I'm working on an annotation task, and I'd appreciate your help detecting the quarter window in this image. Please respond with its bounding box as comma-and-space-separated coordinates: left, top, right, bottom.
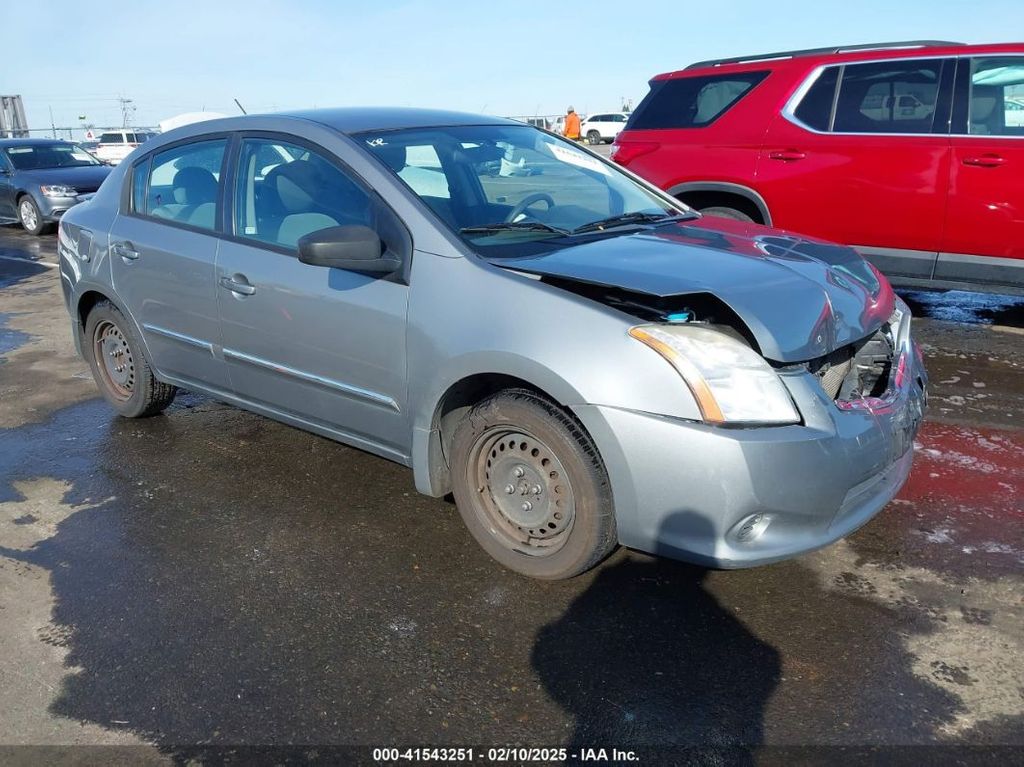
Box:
832, 60, 944, 134
234, 138, 373, 249
968, 57, 1024, 136
139, 139, 226, 231
628, 71, 769, 129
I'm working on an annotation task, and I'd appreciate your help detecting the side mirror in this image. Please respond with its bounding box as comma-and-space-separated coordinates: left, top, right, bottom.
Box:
297, 225, 400, 274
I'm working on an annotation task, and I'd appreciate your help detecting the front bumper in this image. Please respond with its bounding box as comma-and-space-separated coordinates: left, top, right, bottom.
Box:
573, 335, 927, 568
38, 193, 89, 222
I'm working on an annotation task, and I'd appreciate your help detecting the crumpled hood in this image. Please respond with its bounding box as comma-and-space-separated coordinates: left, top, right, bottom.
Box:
16, 165, 112, 194
495, 218, 895, 363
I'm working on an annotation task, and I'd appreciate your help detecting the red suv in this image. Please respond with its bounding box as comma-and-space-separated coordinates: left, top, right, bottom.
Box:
612, 41, 1024, 294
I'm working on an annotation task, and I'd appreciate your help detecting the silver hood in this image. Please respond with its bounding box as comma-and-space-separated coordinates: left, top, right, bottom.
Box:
495, 220, 896, 363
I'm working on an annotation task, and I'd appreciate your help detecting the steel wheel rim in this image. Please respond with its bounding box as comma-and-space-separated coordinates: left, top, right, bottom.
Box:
20, 200, 37, 231
93, 320, 135, 401
469, 428, 576, 556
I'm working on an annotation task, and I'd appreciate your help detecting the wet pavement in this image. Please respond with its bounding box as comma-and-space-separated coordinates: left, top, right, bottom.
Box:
0, 223, 1021, 762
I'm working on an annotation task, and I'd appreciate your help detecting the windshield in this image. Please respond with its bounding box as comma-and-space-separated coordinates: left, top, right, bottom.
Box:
357, 124, 687, 258
5, 143, 102, 170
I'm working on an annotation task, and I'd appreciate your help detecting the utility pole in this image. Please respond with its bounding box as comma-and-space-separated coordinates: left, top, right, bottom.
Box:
118, 96, 135, 128
49, 105, 56, 138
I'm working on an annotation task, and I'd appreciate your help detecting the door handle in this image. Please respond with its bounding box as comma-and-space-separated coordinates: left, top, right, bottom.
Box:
962, 154, 1005, 168
219, 275, 256, 296
768, 149, 806, 162
111, 241, 139, 261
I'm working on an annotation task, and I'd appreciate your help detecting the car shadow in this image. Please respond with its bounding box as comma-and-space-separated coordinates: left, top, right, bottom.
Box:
531, 513, 779, 763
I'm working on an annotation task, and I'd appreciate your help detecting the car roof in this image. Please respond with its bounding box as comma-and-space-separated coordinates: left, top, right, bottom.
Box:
281, 107, 518, 134
0, 138, 77, 147
656, 40, 1024, 79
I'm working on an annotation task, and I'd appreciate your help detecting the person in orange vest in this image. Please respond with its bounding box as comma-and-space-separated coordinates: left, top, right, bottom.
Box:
562, 106, 581, 141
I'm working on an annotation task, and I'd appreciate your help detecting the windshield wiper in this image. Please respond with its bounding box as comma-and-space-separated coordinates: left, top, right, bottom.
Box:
460, 221, 570, 236
571, 211, 692, 235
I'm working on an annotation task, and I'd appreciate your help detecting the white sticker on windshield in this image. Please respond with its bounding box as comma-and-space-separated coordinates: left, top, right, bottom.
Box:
545, 142, 611, 176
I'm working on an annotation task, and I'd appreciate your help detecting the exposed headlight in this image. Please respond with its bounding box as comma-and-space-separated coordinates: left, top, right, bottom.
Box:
629, 324, 800, 425
40, 185, 78, 198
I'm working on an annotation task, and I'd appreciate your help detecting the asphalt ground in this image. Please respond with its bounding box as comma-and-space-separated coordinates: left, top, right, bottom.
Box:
0, 220, 1022, 765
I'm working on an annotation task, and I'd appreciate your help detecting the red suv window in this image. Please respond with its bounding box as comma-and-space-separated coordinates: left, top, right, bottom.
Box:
628, 71, 770, 129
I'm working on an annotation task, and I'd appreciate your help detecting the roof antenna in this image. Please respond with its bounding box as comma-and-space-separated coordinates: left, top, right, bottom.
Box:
234, 98, 248, 115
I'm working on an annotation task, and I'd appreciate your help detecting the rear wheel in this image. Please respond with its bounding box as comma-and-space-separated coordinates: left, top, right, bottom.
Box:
698, 205, 755, 223
586, 130, 602, 145
18, 196, 47, 235
85, 301, 177, 417
450, 389, 617, 579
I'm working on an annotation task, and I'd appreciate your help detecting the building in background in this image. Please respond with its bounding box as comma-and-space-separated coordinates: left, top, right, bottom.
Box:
0, 96, 29, 138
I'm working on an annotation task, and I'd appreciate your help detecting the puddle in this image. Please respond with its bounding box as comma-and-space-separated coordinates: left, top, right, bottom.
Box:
899, 290, 1024, 327
0, 312, 32, 360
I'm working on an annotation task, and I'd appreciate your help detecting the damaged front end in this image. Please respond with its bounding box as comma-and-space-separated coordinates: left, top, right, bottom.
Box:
530, 272, 925, 424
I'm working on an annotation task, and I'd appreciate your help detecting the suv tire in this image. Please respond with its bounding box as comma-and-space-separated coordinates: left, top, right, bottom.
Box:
698, 205, 755, 223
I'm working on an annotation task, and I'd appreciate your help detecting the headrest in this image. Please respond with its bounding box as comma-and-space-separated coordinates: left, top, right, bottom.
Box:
269, 160, 323, 213
172, 167, 218, 205
971, 95, 997, 123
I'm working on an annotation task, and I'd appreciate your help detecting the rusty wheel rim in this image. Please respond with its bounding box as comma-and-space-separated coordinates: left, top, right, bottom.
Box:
470, 428, 576, 556
93, 319, 135, 401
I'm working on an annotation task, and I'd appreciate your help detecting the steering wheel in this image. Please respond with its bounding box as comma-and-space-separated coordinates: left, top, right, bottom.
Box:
506, 193, 555, 222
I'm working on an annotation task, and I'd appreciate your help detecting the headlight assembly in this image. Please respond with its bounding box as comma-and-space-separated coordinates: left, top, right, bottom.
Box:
40, 185, 78, 198
629, 324, 800, 426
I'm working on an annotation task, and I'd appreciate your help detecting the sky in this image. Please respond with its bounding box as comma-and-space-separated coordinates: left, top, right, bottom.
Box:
5, 0, 1024, 136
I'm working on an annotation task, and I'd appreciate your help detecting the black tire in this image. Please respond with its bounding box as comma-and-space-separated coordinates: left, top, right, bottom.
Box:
84, 300, 177, 417
17, 195, 48, 236
586, 130, 602, 145
699, 205, 755, 223
450, 388, 617, 579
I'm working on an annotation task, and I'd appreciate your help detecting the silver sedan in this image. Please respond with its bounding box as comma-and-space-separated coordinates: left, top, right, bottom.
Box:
56, 109, 926, 579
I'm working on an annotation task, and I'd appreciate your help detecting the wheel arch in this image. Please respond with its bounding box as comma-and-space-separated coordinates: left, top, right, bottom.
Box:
667, 181, 772, 226
74, 287, 157, 369
412, 369, 593, 498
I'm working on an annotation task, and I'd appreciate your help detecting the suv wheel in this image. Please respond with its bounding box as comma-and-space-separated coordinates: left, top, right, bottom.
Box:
586, 130, 602, 145
450, 389, 617, 579
85, 301, 178, 417
18, 196, 47, 235
698, 205, 755, 223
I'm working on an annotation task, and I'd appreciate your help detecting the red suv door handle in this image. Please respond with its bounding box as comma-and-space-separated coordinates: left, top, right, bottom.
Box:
962, 154, 1005, 168
768, 149, 806, 162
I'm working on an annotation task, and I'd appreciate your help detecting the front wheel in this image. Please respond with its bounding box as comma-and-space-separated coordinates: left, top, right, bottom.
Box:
18, 196, 47, 235
698, 205, 755, 223
450, 389, 617, 579
586, 131, 602, 145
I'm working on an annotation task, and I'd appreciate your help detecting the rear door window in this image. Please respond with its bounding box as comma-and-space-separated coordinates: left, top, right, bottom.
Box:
142, 139, 227, 231
793, 67, 841, 131
628, 71, 769, 129
832, 60, 945, 134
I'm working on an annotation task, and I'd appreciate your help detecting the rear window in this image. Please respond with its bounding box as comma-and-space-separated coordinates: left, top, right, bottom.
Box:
627, 71, 769, 129
99, 132, 124, 144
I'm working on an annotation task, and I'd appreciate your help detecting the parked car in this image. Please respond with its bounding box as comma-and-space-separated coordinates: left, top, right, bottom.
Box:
580, 112, 630, 144
612, 41, 1024, 295
0, 139, 112, 234
95, 129, 157, 165
58, 109, 926, 579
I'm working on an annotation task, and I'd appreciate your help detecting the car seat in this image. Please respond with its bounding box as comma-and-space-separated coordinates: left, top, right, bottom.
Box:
151, 167, 218, 223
